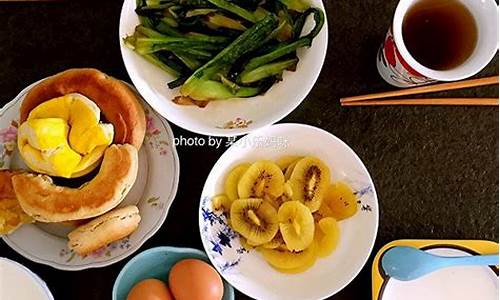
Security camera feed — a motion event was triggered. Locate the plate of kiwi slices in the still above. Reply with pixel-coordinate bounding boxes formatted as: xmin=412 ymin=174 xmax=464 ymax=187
xmin=199 ymin=123 xmax=379 ymax=300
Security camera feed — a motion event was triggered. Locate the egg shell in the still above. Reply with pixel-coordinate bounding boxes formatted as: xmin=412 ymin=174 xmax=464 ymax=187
xmin=168 ymin=258 xmax=224 ymax=300
xmin=126 ymin=278 xmax=174 ymax=300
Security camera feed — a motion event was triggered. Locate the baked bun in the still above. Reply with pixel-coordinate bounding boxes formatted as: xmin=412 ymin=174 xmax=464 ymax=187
xmin=0 ymin=170 xmax=33 ymax=234
xmin=67 ymin=205 xmax=141 ymax=256
xmin=12 ymin=144 xmax=138 ymax=222
xmin=20 ymin=68 xmax=146 ymax=149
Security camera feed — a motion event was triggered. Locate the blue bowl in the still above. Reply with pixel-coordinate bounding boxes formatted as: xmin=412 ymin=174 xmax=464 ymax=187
xmin=112 ymin=246 xmax=235 ymax=300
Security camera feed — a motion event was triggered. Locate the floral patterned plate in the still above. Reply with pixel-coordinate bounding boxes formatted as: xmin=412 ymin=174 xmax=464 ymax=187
xmin=0 ymin=79 xmax=180 ymax=270
xmin=199 ymin=123 xmax=379 ymax=300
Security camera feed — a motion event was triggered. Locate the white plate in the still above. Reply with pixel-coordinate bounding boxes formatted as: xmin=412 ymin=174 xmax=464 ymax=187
xmin=0 ymin=257 xmax=54 ymax=300
xmin=0 ymin=80 xmax=180 ymax=270
xmin=380 ymin=247 xmax=498 ymax=300
xmin=119 ymin=0 xmax=328 ymax=136
xmin=199 ymin=123 xmax=379 ymax=300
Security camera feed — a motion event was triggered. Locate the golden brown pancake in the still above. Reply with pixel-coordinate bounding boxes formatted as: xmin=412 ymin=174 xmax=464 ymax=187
xmin=0 ymin=170 xmax=33 ymax=234
xmin=12 ymin=144 xmax=138 ymax=223
xmin=20 ymin=68 xmax=146 ymax=149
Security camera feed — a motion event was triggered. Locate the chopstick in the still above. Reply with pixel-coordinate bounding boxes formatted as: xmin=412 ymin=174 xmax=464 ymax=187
xmin=341 ymin=98 xmax=499 ymax=106
xmin=340 ymin=76 xmax=499 ymax=103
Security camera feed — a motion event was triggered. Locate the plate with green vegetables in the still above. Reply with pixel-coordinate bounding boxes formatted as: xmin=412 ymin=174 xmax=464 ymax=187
xmin=120 ymin=0 xmax=327 ymax=136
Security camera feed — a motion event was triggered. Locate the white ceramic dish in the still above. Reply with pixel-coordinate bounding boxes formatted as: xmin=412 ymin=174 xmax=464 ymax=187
xmin=380 ymin=247 xmax=498 ymax=300
xmin=199 ymin=123 xmax=379 ymax=300
xmin=0 ymin=80 xmax=180 ymax=270
xmin=0 ymin=257 xmax=54 ymax=300
xmin=119 ymin=0 xmax=328 ymax=136
xmin=372 ymin=240 xmax=499 ymax=300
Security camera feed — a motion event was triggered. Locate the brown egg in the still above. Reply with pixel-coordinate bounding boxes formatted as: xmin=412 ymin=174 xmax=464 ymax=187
xmin=127 ymin=278 xmax=174 ymax=300
xmin=168 ymin=258 xmax=224 ymax=300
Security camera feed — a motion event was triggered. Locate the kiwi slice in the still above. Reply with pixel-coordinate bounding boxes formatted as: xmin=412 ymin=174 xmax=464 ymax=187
xmin=278 ymin=201 xmax=315 ymax=251
xmin=284 ymin=159 xmax=300 ymax=180
xmin=288 ymin=157 xmax=331 ymax=212
xmin=238 ymin=161 xmax=285 ymax=199
xmin=323 ymin=182 xmax=358 ymax=220
xmin=224 ymin=163 xmax=251 ymax=201
xmin=259 ymin=244 xmax=316 ymax=270
xmin=275 ymin=156 xmax=303 ymax=171
xmin=314 ymin=217 xmax=340 ymax=258
xmin=211 ymin=194 xmax=231 ymax=212
xmin=230 ymin=198 xmax=279 ymax=245
xmin=261 ymin=231 xmax=285 ymax=249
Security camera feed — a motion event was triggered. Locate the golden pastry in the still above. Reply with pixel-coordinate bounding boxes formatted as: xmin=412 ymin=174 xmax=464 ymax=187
xmin=0 ymin=170 xmax=33 ymax=234
xmin=11 ymin=144 xmax=138 ymax=223
xmin=67 ymin=205 xmax=141 ymax=256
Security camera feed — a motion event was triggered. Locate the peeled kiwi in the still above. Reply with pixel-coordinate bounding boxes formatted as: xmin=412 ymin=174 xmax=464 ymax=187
xmin=212 ymin=194 xmax=232 ymax=212
xmin=275 ymin=156 xmax=303 ymax=171
xmin=314 ymin=217 xmax=340 ymax=258
xmin=230 ymin=198 xmax=279 ymax=245
xmin=323 ymin=182 xmax=358 ymax=220
xmin=224 ymin=163 xmax=252 ymax=201
xmin=288 ymin=157 xmax=331 ymax=212
xmin=278 ymin=201 xmax=315 ymax=251
xmin=259 ymin=243 xmax=316 ymax=270
xmin=284 ymin=159 xmax=300 ymax=180
xmin=261 ymin=231 xmax=286 ymax=249
xmin=238 ymin=161 xmax=285 ymax=199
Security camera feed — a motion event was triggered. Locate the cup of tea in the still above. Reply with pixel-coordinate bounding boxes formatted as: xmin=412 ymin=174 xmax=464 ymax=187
xmin=377 ymin=0 xmax=499 ymax=87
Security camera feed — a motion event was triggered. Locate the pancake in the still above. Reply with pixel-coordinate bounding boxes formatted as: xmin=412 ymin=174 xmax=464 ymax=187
xmin=67 ymin=205 xmax=141 ymax=256
xmin=20 ymin=68 xmax=146 ymax=149
xmin=0 ymin=170 xmax=33 ymax=234
xmin=11 ymin=144 xmax=138 ymax=223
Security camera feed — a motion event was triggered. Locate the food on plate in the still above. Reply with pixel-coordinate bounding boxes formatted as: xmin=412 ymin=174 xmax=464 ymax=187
xmin=319 ymin=182 xmax=358 ymax=220
xmin=212 ymin=156 xmax=359 ymax=273
xmin=211 ymin=194 xmax=232 ymax=212
xmin=12 ymin=144 xmax=138 ymax=222
xmin=224 ymin=162 xmax=251 ymax=201
xmin=169 ymin=258 xmax=224 ymax=300
xmin=0 ymin=170 xmax=33 ymax=234
xmin=127 ymin=278 xmax=174 ymax=300
xmin=288 ymin=156 xmax=330 ymax=212
xmin=124 ymin=0 xmax=325 ymax=106
xmin=17 ymin=93 xmax=114 ymax=178
xmin=278 ymin=201 xmax=314 ymax=251
xmin=20 ymin=68 xmax=146 ymax=149
xmin=230 ymin=198 xmax=279 ymax=245
xmin=275 ymin=155 xmax=302 ymax=171
xmin=68 ymin=205 xmax=141 ymax=256
xmin=237 ymin=160 xmax=285 ymax=199
xmin=313 ymin=217 xmax=340 ymax=258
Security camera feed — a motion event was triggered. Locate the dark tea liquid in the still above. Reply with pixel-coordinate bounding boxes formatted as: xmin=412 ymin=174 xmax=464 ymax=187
xmin=402 ymin=0 xmax=478 ymax=70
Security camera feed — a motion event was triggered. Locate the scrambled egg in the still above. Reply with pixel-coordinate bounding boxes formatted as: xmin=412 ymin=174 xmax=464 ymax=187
xmin=17 ymin=93 xmax=114 ymax=178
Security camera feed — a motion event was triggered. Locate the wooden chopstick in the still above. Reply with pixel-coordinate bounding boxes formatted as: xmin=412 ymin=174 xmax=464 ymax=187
xmin=340 ymin=76 xmax=499 ymax=103
xmin=341 ymin=98 xmax=499 ymax=106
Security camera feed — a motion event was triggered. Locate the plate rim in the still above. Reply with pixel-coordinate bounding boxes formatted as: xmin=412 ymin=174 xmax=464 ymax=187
xmin=198 ymin=122 xmax=380 ymax=299
xmin=0 ymin=78 xmax=181 ymax=271
xmin=118 ymin=0 xmax=329 ymax=137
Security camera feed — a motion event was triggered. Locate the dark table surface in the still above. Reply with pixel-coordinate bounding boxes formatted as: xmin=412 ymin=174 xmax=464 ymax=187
xmin=0 ymin=0 xmax=498 ymax=299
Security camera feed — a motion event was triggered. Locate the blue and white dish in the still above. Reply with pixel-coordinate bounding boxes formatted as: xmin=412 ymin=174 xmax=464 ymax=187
xmin=199 ymin=123 xmax=379 ymax=300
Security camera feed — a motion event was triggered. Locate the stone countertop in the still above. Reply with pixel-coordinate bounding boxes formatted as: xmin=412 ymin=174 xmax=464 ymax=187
xmin=0 ymin=1 xmax=498 ymax=299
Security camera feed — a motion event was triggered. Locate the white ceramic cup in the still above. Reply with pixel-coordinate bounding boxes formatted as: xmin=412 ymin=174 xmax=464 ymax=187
xmin=377 ymin=0 xmax=499 ymax=87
